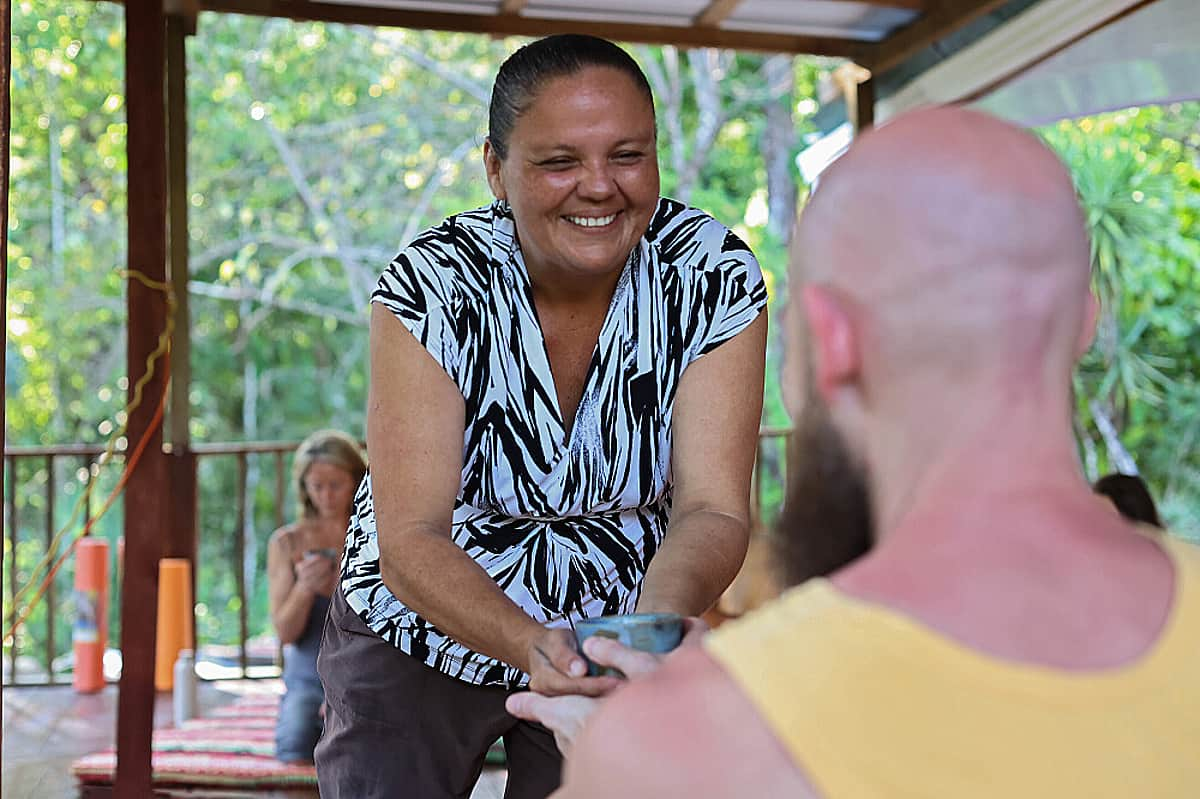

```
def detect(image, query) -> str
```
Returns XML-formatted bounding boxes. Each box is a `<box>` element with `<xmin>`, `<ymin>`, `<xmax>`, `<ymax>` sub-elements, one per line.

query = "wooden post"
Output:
<box><xmin>855</xmin><ymin>76</ymin><xmax>876</xmax><ymax>134</ymax></box>
<box><xmin>1</xmin><ymin>0</ymin><xmax>10</xmax><ymax>738</ymax></box>
<box><xmin>833</xmin><ymin>62</ymin><xmax>874</xmax><ymax>137</ymax></box>
<box><xmin>165</xmin><ymin>14</ymin><xmax>198</xmax><ymax>645</ymax></box>
<box><xmin>44</xmin><ymin>455</ymin><xmax>56</xmax><ymax>683</ymax></box>
<box><xmin>235</xmin><ymin>453</ymin><xmax>249</xmax><ymax>677</ymax></box>
<box><xmin>115</xmin><ymin>0</ymin><xmax>168</xmax><ymax>795</ymax></box>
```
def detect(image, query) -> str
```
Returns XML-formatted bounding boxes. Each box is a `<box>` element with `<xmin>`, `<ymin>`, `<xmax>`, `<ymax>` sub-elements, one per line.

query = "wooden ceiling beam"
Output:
<box><xmin>197</xmin><ymin>0</ymin><xmax>874</xmax><ymax>57</ymax></box>
<box><xmin>808</xmin><ymin>0</ymin><xmax>926</xmax><ymax>9</ymax></box>
<box><xmin>693</xmin><ymin>0</ymin><xmax>928</xmax><ymax>28</ymax></box>
<box><xmin>868</xmin><ymin>0</ymin><xmax>1012</xmax><ymax>73</ymax></box>
<box><xmin>694</xmin><ymin>0</ymin><xmax>743</xmax><ymax>27</ymax></box>
<box><xmin>858</xmin><ymin>0</ymin><xmax>926</xmax><ymax>10</ymax></box>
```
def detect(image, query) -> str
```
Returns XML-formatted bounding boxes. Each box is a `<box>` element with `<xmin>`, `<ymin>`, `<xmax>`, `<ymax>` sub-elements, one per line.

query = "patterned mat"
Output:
<box><xmin>72</xmin><ymin>692</ymin><xmax>507</xmax><ymax>789</ymax></box>
<box><xmin>72</xmin><ymin>694</ymin><xmax>318</xmax><ymax>789</ymax></box>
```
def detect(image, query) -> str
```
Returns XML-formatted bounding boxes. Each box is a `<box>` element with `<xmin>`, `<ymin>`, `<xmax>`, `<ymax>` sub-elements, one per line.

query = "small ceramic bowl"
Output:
<box><xmin>573</xmin><ymin>613</ymin><xmax>684</xmax><ymax>677</ymax></box>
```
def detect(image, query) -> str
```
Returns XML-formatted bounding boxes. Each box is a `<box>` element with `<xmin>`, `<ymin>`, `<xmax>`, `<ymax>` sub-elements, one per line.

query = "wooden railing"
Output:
<box><xmin>2</xmin><ymin>430</ymin><xmax>792</xmax><ymax>687</ymax></box>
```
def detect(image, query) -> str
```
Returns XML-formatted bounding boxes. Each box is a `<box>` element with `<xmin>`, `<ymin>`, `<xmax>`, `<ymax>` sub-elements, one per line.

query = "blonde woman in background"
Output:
<box><xmin>267</xmin><ymin>430</ymin><xmax>366</xmax><ymax>764</ymax></box>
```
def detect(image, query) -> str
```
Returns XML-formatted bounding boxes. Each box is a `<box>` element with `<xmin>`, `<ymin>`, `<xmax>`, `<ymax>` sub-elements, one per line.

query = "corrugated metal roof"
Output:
<box><xmin>722</xmin><ymin>0</ymin><xmax>918</xmax><ymax>41</ymax></box>
<box><xmin>321</xmin><ymin>0</ymin><xmax>918</xmax><ymax>41</ymax></box>
<box><xmin>201</xmin><ymin>0</ymin><xmax>995</xmax><ymax>63</ymax></box>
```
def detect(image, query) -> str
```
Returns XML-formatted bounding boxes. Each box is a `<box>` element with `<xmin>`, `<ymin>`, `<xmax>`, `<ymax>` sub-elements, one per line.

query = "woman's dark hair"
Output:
<box><xmin>488</xmin><ymin>34</ymin><xmax>654</xmax><ymax>160</ymax></box>
<box><xmin>1094</xmin><ymin>473</ymin><xmax>1163</xmax><ymax>528</ymax></box>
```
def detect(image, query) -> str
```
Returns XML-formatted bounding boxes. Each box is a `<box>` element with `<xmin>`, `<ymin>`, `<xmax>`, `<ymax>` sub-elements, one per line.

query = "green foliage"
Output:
<box><xmin>7</xmin><ymin>4</ymin><xmax>822</xmax><ymax>652</ymax></box>
<box><xmin>7</xmin><ymin>0</ymin><xmax>128</xmax><ymax>447</ymax></box>
<box><xmin>1042</xmin><ymin>104</ymin><xmax>1200</xmax><ymax>541</ymax></box>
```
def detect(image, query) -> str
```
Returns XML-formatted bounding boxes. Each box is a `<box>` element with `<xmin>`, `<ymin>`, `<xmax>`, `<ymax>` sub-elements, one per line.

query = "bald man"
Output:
<box><xmin>508</xmin><ymin>107</ymin><xmax>1200</xmax><ymax>797</ymax></box>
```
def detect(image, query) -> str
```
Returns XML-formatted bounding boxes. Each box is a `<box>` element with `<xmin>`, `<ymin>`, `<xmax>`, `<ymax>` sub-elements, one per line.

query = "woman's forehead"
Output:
<box><xmin>515</xmin><ymin>68</ymin><xmax>654</xmax><ymax>135</ymax></box>
<box><xmin>304</xmin><ymin>460</ymin><xmax>353</xmax><ymax>479</ymax></box>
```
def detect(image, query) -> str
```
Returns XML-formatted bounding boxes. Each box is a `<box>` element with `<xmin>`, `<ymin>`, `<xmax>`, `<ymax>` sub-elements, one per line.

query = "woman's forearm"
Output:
<box><xmin>635</xmin><ymin>508</ymin><xmax>750</xmax><ymax>616</ymax></box>
<box><xmin>379</xmin><ymin>526</ymin><xmax>546</xmax><ymax>671</ymax></box>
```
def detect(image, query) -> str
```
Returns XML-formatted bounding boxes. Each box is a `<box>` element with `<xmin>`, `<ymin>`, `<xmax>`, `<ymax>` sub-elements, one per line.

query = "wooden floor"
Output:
<box><xmin>2</xmin><ymin>680</ymin><xmax>507</xmax><ymax>798</ymax></box>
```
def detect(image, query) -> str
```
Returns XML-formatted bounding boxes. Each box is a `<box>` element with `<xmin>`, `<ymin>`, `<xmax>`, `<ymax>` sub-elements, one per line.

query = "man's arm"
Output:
<box><xmin>636</xmin><ymin>313</ymin><xmax>767</xmax><ymax>616</ymax></box>
<box><xmin>554</xmin><ymin>645</ymin><xmax>821</xmax><ymax>798</ymax></box>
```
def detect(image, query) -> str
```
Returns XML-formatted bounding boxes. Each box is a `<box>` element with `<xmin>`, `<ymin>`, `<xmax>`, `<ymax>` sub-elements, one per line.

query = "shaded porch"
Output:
<box><xmin>3</xmin><ymin>0</ymin><xmax>1190</xmax><ymax>795</ymax></box>
<box><xmin>2</xmin><ymin>679</ymin><xmax>508</xmax><ymax>797</ymax></box>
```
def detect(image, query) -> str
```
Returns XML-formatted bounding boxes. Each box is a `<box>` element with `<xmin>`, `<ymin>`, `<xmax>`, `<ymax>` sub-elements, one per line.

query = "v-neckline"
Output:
<box><xmin>516</xmin><ymin>247</ymin><xmax>636</xmax><ymax>452</ymax></box>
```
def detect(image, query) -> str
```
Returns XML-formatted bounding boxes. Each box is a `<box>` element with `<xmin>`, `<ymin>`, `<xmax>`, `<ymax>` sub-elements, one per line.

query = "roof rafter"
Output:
<box><xmin>868</xmin><ymin>0</ymin><xmax>1012</xmax><ymax>73</ymax></box>
<box><xmin>694</xmin><ymin>0</ymin><xmax>743</xmax><ymax>27</ymax></box>
<box><xmin>197</xmin><ymin>0</ymin><xmax>875</xmax><ymax>56</ymax></box>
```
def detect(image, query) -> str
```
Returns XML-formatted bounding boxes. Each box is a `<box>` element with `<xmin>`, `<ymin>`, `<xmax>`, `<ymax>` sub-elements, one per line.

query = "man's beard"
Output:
<box><xmin>773</xmin><ymin>397</ymin><xmax>875</xmax><ymax>587</ymax></box>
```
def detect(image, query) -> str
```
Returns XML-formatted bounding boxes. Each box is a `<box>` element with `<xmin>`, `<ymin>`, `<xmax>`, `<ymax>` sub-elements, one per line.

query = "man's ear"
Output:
<box><xmin>483</xmin><ymin>139</ymin><xmax>507</xmax><ymax>202</ymax></box>
<box><xmin>801</xmin><ymin>284</ymin><xmax>859</xmax><ymax>404</ymax></box>
<box><xmin>1076</xmin><ymin>289</ymin><xmax>1100</xmax><ymax>358</ymax></box>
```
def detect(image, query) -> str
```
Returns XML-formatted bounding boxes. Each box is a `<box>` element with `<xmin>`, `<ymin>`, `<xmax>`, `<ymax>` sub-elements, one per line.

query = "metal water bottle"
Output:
<box><xmin>172</xmin><ymin>649</ymin><xmax>198</xmax><ymax>725</ymax></box>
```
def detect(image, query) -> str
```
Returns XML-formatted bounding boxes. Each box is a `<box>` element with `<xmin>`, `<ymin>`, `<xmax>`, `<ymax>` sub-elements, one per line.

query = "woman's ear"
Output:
<box><xmin>483</xmin><ymin>139</ymin><xmax>507</xmax><ymax>202</ymax></box>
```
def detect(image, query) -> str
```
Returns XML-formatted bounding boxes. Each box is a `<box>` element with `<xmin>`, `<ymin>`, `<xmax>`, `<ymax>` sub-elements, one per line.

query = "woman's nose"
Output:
<box><xmin>577</xmin><ymin>163</ymin><xmax>616</xmax><ymax>199</ymax></box>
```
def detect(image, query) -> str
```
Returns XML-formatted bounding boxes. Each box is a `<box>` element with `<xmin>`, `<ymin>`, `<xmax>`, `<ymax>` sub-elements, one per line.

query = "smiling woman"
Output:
<box><xmin>315</xmin><ymin>34</ymin><xmax>768</xmax><ymax>799</ymax></box>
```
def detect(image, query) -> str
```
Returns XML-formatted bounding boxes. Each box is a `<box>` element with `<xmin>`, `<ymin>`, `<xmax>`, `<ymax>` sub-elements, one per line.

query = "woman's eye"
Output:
<box><xmin>539</xmin><ymin>158</ymin><xmax>575</xmax><ymax>170</ymax></box>
<box><xmin>613</xmin><ymin>152</ymin><xmax>644</xmax><ymax>163</ymax></box>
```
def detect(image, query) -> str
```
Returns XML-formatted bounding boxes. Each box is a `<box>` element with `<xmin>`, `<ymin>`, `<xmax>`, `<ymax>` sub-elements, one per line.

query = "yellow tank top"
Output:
<box><xmin>705</xmin><ymin>535</ymin><xmax>1200</xmax><ymax>798</ymax></box>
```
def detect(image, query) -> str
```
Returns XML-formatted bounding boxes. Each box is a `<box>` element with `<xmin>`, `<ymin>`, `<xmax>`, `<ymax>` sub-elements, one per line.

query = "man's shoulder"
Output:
<box><xmin>558</xmin><ymin>646</ymin><xmax>820</xmax><ymax>798</ymax></box>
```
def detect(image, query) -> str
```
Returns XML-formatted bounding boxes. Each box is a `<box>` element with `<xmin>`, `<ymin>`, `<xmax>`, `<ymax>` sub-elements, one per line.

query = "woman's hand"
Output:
<box><xmin>294</xmin><ymin>553</ymin><xmax>337</xmax><ymax>597</ymax></box>
<box><xmin>525</xmin><ymin>626</ymin><xmax>620</xmax><ymax>698</ymax></box>
<box><xmin>508</xmin><ymin>629</ymin><xmax>703</xmax><ymax>755</ymax></box>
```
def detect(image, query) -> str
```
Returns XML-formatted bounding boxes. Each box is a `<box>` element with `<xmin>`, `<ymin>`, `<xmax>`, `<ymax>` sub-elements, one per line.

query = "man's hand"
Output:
<box><xmin>509</xmin><ymin>630</ymin><xmax>700</xmax><ymax>754</ymax></box>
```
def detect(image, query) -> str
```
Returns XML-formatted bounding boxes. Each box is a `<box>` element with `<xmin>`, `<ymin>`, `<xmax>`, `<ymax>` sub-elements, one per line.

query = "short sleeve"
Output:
<box><xmin>371</xmin><ymin>243</ymin><xmax>464</xmax><ymax>385</ymax></box>
<box><xmin>694</xmin><ymin>229</ymin><xmax>768</xmax><ymax>358</ymax></box>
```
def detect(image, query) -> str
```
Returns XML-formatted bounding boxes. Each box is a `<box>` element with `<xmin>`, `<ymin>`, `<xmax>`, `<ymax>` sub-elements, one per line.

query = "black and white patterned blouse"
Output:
<box><xmin>341</xmin><ymin>197</ymin><xmax>767</xmax><ymax>687</ymax></box>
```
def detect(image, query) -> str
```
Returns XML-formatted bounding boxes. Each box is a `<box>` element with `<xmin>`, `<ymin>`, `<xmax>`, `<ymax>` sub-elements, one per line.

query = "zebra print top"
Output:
<box><xmin>341</xmin><ymin>197</ymin><xmax>767</xmax><ymax>687</ymax></box>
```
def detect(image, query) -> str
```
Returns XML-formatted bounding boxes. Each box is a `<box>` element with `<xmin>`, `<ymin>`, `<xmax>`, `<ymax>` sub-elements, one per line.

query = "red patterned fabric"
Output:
<box><xmin>72</xmin><ymin>693</ymin><xmax>319</xmax><ymax>789</ymax></box>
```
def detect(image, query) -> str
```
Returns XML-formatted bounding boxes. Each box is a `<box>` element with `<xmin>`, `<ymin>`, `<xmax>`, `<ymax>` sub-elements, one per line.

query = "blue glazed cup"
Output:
<box><xmin>573</xmin><ymin>613</ymin><xmax>684</xmax><ymax>677</ymax></box>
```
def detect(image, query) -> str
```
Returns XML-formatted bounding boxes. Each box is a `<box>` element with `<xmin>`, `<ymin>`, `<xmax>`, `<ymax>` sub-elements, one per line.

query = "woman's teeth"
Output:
<box><xmin>565</xmin><ymin>213</ymin><xmax>617</xmax><ymax>228</ymax></box>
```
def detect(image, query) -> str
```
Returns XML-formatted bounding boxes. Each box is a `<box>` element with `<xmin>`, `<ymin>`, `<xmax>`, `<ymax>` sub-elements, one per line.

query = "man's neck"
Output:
<box><xmin>865</xmin><ymin>382</ymin><xmax>1084</xmax><ymax>548</ymax></box>
<box><xmin>833</xmin><ymin>382</ymin><xmax>1177</xmax><ymax>671</ymax></box>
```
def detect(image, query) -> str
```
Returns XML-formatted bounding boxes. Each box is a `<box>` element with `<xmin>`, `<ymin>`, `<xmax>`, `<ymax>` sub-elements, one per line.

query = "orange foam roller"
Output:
<box><xmin>73</xmin><ymin>537</ymin><xmax>110</xmax><ymax>693</ymax></box>
<box><xmin>154</xmin><ymin>558</ymin><xmax>195</xmax><ymax>692</ymax></box>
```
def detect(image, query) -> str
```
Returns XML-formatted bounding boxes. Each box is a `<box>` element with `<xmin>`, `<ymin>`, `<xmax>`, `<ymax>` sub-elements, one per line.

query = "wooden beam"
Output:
<box><xmin>832</xmin><ymin>61</ymin><xmax>874</xmax><ymax>135</ymax></box>
<box><xmin>855</xmin><ymin>76</ymin><xmax>875</xmax><ymax>133</ymax></box>
<box><xmin>1</xmin><ymin>0</ymin><xmax>10</xmax><ymax>756</ymax></box>
<box><xmin>698</xmin><ymin>0</ymin><xmax>927</xmax><ymax>21</ymax></box>
<box><xmin>498</xmin><ymin>0</ymin><xmax>527</xmax><ymax>14</ymax></box>
<box><xmin>165</xmin><ymin>13</ymin><xmax>198</xmax><ymax>643</ymax></box>
<box><xmin>859</xmin><ymin>0</ymin><xmax>925</xmax><ymax>9</ymax></box>
<box><xmin>164</xmin><ymin>0</ymin><xmax>200</xmax><ymax>33</ymax></box>
<box><xmin>166</xmin><ymin>14</ymin><xmax>190</xmax><ymax>454</ymax></box>
<box><xmin>197</xmin><ymin>0</ymin><xmax>873</xmax><ymax>57</ymax></box>
<box><xmin>956</xmin><ymin>0</ymin><xmax>1159</xmax><ymax>105</ymax></box>
<box><xmin>695</xmin><ymin>0</ymin><xmax>742</xmax><ymax>27</ymax></box>
<box><xmin>869</xmin><ymin>0</ymin><xmax>1012</xmax><ymax>74</ymax></box>
<box><xmin>1</xmin><ymin>0</ymin><xmax>10</xmax><ymax>537</ymax></box>
<box><xmin>115</xmin><ymin>0</ymin><xmax>169</xmax><ymax>795</ymax></box>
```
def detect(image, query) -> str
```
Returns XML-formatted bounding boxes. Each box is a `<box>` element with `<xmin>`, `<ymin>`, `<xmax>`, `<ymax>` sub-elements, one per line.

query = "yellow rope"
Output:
<box><xmin>6</xmin><ymin>269</ymin><xmax>177</xmax><ymax>635</ymax></box>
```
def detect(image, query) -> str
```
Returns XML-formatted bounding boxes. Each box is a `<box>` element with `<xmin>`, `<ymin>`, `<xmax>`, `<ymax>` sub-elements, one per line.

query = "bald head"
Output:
<box><xmin>793</xmin><ymin>107</ymin><xmax>1093</xmax><ymax>404</ymax></box>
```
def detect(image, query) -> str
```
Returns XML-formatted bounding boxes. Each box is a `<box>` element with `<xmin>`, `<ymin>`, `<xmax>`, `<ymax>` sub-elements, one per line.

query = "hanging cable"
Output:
<box><xmin>4</xmin><ymin>269</ymin><xmax>175</xmax><ymax>643</ymax></box>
